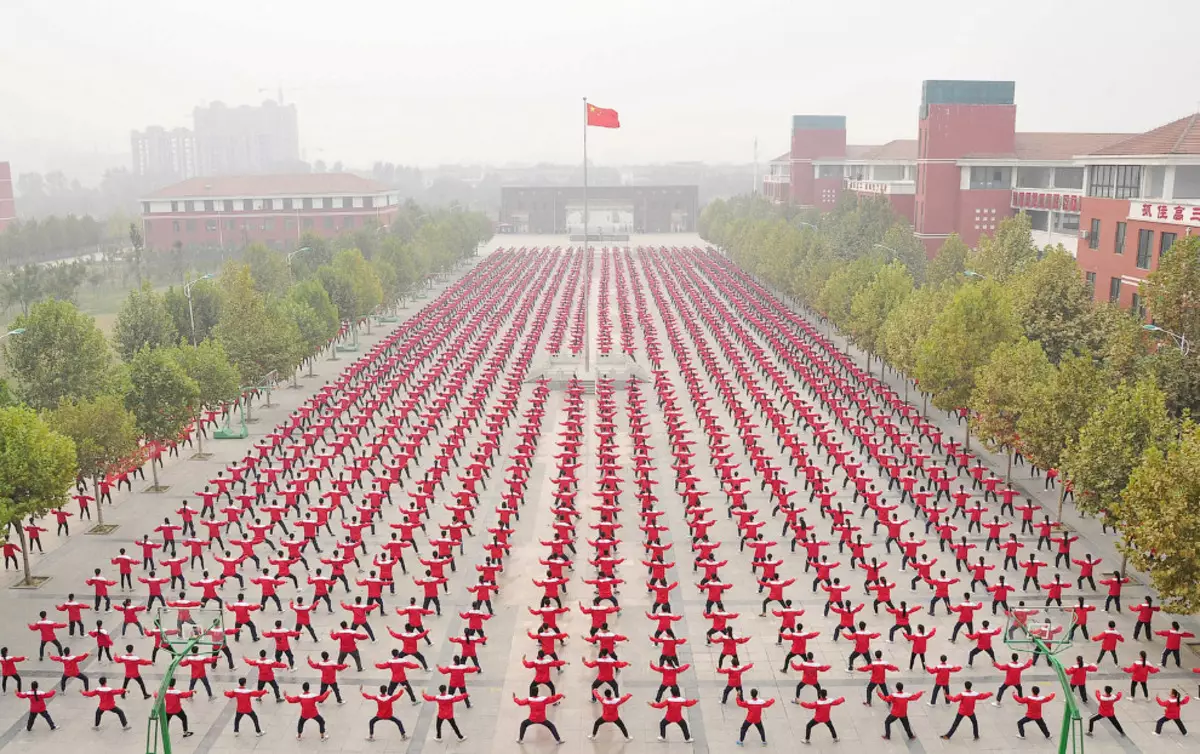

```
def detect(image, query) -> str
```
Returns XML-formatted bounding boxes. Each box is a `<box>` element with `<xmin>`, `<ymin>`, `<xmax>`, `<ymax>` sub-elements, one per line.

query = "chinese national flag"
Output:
<box><xmin>586</xmin><ymin>103</ymin><xmax>620</xmax><ymax>129</ymax></box>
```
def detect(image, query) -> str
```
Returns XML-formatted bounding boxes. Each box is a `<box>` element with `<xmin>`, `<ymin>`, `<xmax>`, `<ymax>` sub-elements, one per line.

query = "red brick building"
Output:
<box><xmin>1073</xmin><ymin>115</ymin><xmax>1200</xmax><ymax>310</ymax></box>
<box><xmin>140</xmin><ymin>173</ymin><xmax>401</xmax><ymax>251</ymax></box>
<box><xmin>0</xmin><ymin>161</ymin><xmax>15</xmax><ymax>233</ymax></box>
<box><xmin>767</xmin><ymin>80</ymin><xmax>1136</xmax><ymax>255</ymax></box>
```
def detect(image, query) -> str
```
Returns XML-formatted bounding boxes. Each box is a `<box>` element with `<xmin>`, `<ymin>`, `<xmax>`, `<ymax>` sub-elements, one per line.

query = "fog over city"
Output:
<box><xmin>3</xmin><ymin>0</ymin><xmax>1199</xmax><ymax>174</ymax></box>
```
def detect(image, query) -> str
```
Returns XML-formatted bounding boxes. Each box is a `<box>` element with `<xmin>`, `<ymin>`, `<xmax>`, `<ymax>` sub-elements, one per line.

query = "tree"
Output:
<box><xmin>47</xmin><ymin>395</ymin><xmax>138</xmax><ymax>527</ymax></box>
<box><xmin>125</xmin><ymin>347</ymin><xmax>200</xmax><ymax>490</ymax></box>
<box><xmin>214</xmin><ymin>262</ymin><xmax>298</xmax><ymax>385</ymax></box>
<box><xmin>0</xmin><ymin>265</ymin><xmax>45</xmax><ymax>317</ymax></box>
<box><xmin>926</xmin><ymin>235</ymin><xmax>969</xmax><ymax>287</ymax></box>
<box><xmin>847</xmin><ymin>261</ymin><xmax>913</xmax><ymax>374</ymax></box>
<box><xmin>1061</xmin><ymin>378</ymin><xmax>1173</xmax><ymax>517</ymax></box>
<box><xmin>1120</xmin><ymin>422</ymin><xmax>1200</xmax><ymax>612</ymax></box>
<box><xmin>817</xmin><ymin>255</ymin><xmax>883</xmax><ymax>329</ymax></box>
<box><xmin>1142</xmin><ymin>234</ymin><xmax>1200</xmax><ymax>347</ymax></box>
<box><xmin>173</xmin><ymin>340</ymin><xmax>240</xmax><ymax>456</ymax></box>
<box><xmin>969</xmin><ymin>338</ymin><xmax>1053</xmax><ymax>482</ymax></box>
<box><xmin>164</xmin><ymin>280</ymin><xmax>221</xmax><ymax>345</ymax></box>
<box><xmin>1090</xmin><ymin>303</ymin><xmax>1148</xmax><ymax>384</ymax></box>
<box><xmin>332</xmin><ymin>248</ymin><xmax>383</xmax><ymax>323</ymax></box>
<box><xmin>289</xmin><ymin>279</ymin><xmax>340</xmax><ymax>368</ymax></box>
<box><xmin>878</xmin><ymin>222</ymin><xmax>927</xmax><ymax>286</ymax></box>
<box><xmin>0</xmin><ymin>406</ymin><xmax>76</xmax><ymax>583</ymax></box>
<box><xmin>915</xmin><ymin>280</ymin><xmax>1020</xmax><ymax>429</ymax></box>
<box><xmin>112</xmin><ymin>282</ymin><xmax>179</xmax><ymax>361</ymax></box>
<box><xmin>969</xmin><ymin>213</ymin><xmax>1039</xmax><ymax>283</ymax></box>
<box><xmin>1</xmin><ymin>299</ymin><xmax>115</xmax><ymax>411</ymax></box>
<box><xmin>243</xmin><ymin>243</ymin><xmax>292</xmax><ymax>299</ymax></box>
<box><xmin>882</xmin><ymin>285</ymin><xmax>950</xmax><ymax>403</ymax></box>
<box><xmin>1017</xmin><ymin>354</ymin><xmax>1110</xmax><ymax>483</ymax></box>
<box><xmin>1007</xmin><ymin>246</ymin><xmax>1097</xmax><ymax>364</ymax></box>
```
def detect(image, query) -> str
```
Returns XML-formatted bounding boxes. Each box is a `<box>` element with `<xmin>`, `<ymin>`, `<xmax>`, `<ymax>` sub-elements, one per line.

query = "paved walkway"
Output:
<box><xmin>0</xmin><ymin>236</ymin><xmax>1192</xmax><ymax>754</ymax></box>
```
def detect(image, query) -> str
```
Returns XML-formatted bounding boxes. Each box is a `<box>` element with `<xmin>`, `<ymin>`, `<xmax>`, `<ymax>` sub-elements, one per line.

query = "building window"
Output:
<box><xmin>363</xmin><ymin>197</ymin><xmax>374</xmax><ymax>209</ymax></box>
<box><xmin>263</xmin><ymin>218</ymin><xmax>274</xmax><ymax>231</ymax></box>
<box><xmin>205</xmin><ymin>219</ymin><xmax>217</xmax><ymax>231</ymax></box>
<box><xmin>172</xmin><ymin>220</ymin><xmax>181</xmax><ymax>233</ymax></box>
<box><xmin>1085</xmin><ymin>271</ymin><xmax>1097</xmax><ymax>297</ymax></box>
<box><xmin>242</xmin><ymin>200</ymin><xmax>253</xmax><ymax>211</ymax></box>
<box><xmin>223</xmin><ymin>200</ymin><xmax>235</xmax><ymax>212</ymax></box>
<box><xmin>324</xmin><ymin>216</ymin><xmax>335</xmax><ymax>229</ymax></box>
<box><xmin>1114</xmin><ymin>222</ymin><xmax>1126</xmax><ymax>255</ymax></box>
<box><xmin>171</xmin><ymin>201</ymin><xmax>179</xmax><ymax>213</ymax></box>
<box><xmin>283</xmin><ymin>199</ymin><xmax>294</xmax><ymax>210</ymax></box>
<box><xmin>185</xmin><ymin>219</ymin><xmax>196</xmax><ymax>232</ymax></box>
<box><xmin>1160</xmin><ymin>232</ymin><xmax>1177</xmax><ymax>258</ymax></box>
<box><xmin>1088</xmin><ymin>219</ymin><xmax>1100</xmax><ymax>249</ymax></box>
<box><xmin>303</xmin><ymin>198</ymin><xmax>313</xmax><ymax>210</ymax></box>
<box><xmin>1087</xmin><ymin>165</ymin><xmax>1143</xmax><ymax>199</ymax></box>
<box><xmin>1136</xmin><ymin>229</ymin><xmax>1153</xmax><ymax>269</ymax></box>
<box><xmin>969</xmin><ymin>166</ymin><xmax>1011</xmax><ymax>190</ymax></box>
<box><xmin>1131</xmin><ymin>293</ymin><xmax>1146</xmax><ymax>320</ymax></box>
<box><xmin>1109</xmin><ymin>277</ymin><xmax>1122</xmax><ymax>303</ymax></box>
<box><xmin>204</xmin><ymin>200</ymin><xmax>214</xmax><ymax>212</ymax></box>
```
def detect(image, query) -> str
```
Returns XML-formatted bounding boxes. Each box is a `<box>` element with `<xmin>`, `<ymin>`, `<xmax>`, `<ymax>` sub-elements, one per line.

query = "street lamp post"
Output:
<box><xmin>873</xmin><ymin>243</ymin><xmax>901</xmax><ymax>260</ymax></box>
<box><xmin>0</xmin><ymin>328</ymin><xmax>25</xmax><ymax>340</ymax></box>
<box><xmin>184</xmin><ymin>274</ymin><xmax>215</xmax><ymax>346</ymax></box>
<box><xmin>287</xmin><ymin>246</ymin><xmax>312</xmax><ymax>265</ymax></box>
<box><xmin>964</xmin><ymin>270</ymin><xmax>986</xmax><ymax>280</ymax></box>
<box><xmin>1142</xmin><ymin>324</ymin><xmax>1190</xmax><ymax>356</ymax></box>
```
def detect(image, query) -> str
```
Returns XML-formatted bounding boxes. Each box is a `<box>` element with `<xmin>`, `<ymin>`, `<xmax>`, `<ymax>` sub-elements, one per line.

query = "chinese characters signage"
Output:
<box><xmin>1010</xmin><ymin>190</ymin><xmax>1082</xmax><ymax>212</ymax></box>
<box><xmin>1130</xmin><ymin>201</ymin><xmax>1200</xmax><ymax>227</ymax></box>
<box><xmin>845</xmin><ymin>180</ymin><xmax>888</xmax><ymax>195</ymax></box>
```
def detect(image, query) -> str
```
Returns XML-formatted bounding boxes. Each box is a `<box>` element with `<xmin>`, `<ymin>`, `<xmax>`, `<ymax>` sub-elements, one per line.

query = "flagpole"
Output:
<box><xmin>582</xmin><ymin>96</ymin><xmax>591</xmax><ymax>374</ymax></box>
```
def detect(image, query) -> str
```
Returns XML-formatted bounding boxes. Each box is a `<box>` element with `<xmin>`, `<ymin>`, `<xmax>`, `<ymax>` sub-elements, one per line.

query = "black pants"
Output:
<box><xmin>257</xmin><ymin>679</ymin><xmax>281</xmax><ymax>700</ymax></box>
<box><xmin>592</xmin><ymin>717</ymin><xmax>629</xmax><ymax>737</ymax></box>
<box><xmin>1019</xmin><ymin>716</ymin><xmax>1051</xmax><ymax>738</ymax></box>
<box><xmin>189</xmin><ymin>676</ymin><xmax>213</xmax><ymax>697</ymax></box>
<box><xmin>805</xmin><ymin>720</ymin><xmax>837</xmax><ymax>741</ymax></box>
<box><xmin>1087</xmin><ymin>714</ymin><xmax>1125</xmax><ymax>736</ymax></box>
<box><xmin>39</xmin><ymin>639</ymin><xmax>63</xmax><ymax>660</ymax></box>
<box><xmin>655</xmin><ymin>684</ymin><xmax>680</xmax><ymax>702</ymax></box>
<box><xmin>369</xmin><ymin>716</ymin><xmax>405</xmax><ymax>737</ymax></box>
<box><xmin>234</xmin><ymin>711</ymin><xmax>261</xmax><ymax>733</ymax></box>
<box><xmin>884</xmin><ymin>714</ymin><xmax>914</xmax><ymax>739</ymax></box>
<box><xmin>660</xmin><ymin>719</ymin><xmax>691</xmax><ymax>740</ymax></box>
<box><xmin>95</xmin><ymin>707</ymin><xmax>128</xmax><ymax>728</ymax></box>
<box><xmin>1129</xmin><ymin>680</ymin><xmax>1148</xmax><ymax>698</ymax></box>
<box><xmin>297</xmin><ymin>715</ymin><xmax>326</xmax><ymax>736</ymax></box>
<box><xmin>739</xmin><ymin>721</ymin><xmax>766</xmax><ymax>743</ymax></box>
<box><xmin>519</xmin><ymin>719</ymin><xmax>561</xmax><ymax>742</ymax></box>
<box><xmin>997</xmin><ymin>683</ymin><xmax>1023</xmax><ymax>701</ymax></box>
<box><xmin>435</xmin><ymin>717</ymin><xmax>463</xmax><ymax>740</ymax></box>
<box><xmin>1162</xmin><ymin>647</ymin><xmax>1182</xmax><ymax>667</ymax></box>
<box><xmin>319</xmin><ymin>682</ymin><xmax>342</xmax><ymax>703</ymax></box>
<box><xmin>1096</xmin><ymin>649</ymin><xmax>1119</xmax><ymax>665</ymax></box>
<box><xmin>2</xmin><ymin>674</ymin><xmax>22</xmax><ymax>692</ymax></box>
<box><xmin>337</xmin><ymin>650</ymin><xmax>363</xmax><ymax>672</ymax></box>
<box><xmin>1156</xmin><ymin>717</ymin><xmax>1187</xmax><ymax>735</ymax></box>
<box><xmin>61</xmin><ymin>674</ymin><xmax>89</xmax><ymax>691</ymax></box>
<box><xmin>968</xmin><ymin>647</ymin><xmax>996</xmax><ymax>666</ymax></box>
<box><xmin>945</xmin><ymin>713</ymin><xmax>978</xmax><ymax>739</ymax></box>
<box><xmin>167</xmin><ymin>710</ymin><xmax>189</xmax><ymax>733</ymax></box>
<box><xmin>865</xmin><ymin>682</ymin><xmax>889</xmax><ymax>705</ymax></box>
<box><xmin>387</xmin><ymin>679</ymin><xmax>416</xmax><ymax>701</ymax></box>
<box><xmin>122</xmin><ymin>675</ymin><xmax>149</xmax><ymax>697</ymax></box>
<box><xmin>26</xmin><ymin>711</ymin><xmax>55</xmax><ymax>731</ymax></box>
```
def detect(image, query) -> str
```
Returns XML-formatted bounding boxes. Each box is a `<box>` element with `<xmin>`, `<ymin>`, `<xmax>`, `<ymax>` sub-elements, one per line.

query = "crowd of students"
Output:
<box><xmin>2</xmin><ymin>244</ymin><xmax>1198</xmax><ymax>747</ymax></box>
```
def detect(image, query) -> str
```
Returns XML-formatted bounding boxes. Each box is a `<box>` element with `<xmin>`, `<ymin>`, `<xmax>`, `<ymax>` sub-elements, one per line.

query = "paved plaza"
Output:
<box><xmin>1</xmin><ymin>234</ymin><xmax>1195</xmax><ymax>754</ymax></box>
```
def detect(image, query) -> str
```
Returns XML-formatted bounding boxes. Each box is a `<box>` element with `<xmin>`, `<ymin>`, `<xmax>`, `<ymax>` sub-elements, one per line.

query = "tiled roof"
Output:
<box><xmin>840</xmin><ymin>140</ymin><xmax>918</xmax><ymax>161</ymax></box>
<box><xmin>1013</xmin><ymin>132</ymin><xmax>1135</xmax><ymax>160</ymax></box>
<box><xmin>145</xmin><ymin>173</ymin><xmax>389</xmax><ymax>199</ymax></box>
<box><xmin>769</xmin><ymin>151</ymin><xmax>791</xmax><ymax>163</ymax></box>
<box><xmin>1089</xmin><ymin>114</ymin><xmax>1200</xmax><ymax>156</ymax></box>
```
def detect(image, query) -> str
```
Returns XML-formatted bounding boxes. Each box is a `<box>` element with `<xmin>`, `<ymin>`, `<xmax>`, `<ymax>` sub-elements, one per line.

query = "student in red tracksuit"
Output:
<box><xmin>16</xmin><ymin>681</ymin><xmax>57</xmax><ymax>731</ymax></box>
<box><xmin>362</xmin><ymin>684</ymin><xmax>407</xmax><ymax>741</ymax></box>
<box><xmin>941</xmin><ymin>681</ymin><xmax>991</xmax><ymax>740</ymax></box>
<box><xmin>800</xmin><ymin>688</ymin><xmax>843</xmax><ymax>743</ymax></box>
<box><xmin>879</xmin><ymin>682</ymin><xmax>922</xmax><ymax>740</ymax></box>
<box><xmin>422</xmin><ymin>684</ymin><xmax>467</xmax><ymax>742</ymax></box>
<box><xmin>1014</xmin><ymin>686</ymin><xmax>1055</xmax><ymax>739</ymax></box>
<box><xmin>225</xmin><ymin>677</ymin><xmax>268</xmax><ymax>735</ymax></box>
<box><xmin>1123</xmin><ymin>650</ymin><xmax>1160</xmax><ymax>699</ymax></box>
<box><xmin>1087</xmin><ymin>686</ymin><xmax>1125</xmax><ymax>737</ymax></box>
<box><xmin>513</xmin><ymin>691</ymin><xmax>565</xmax><ymax>743</ymax></box>
<box><xmin>1</xmin><ymin>647</ymin><xmax>26</xmax><ymax>693</ymax></box>
<box><xmin>1154</xmin><ymin>689</ymin><xmax>1189</xmax><ymax>737</ymax></box>
<box><xmin>286</xmin><ymin>681</ymin><xmax>331</xmax><ymax>741</ymax></box>
<box><xmin>81</xmin><ymin>676</ymin><xmax>129</xmax><ymax>730</ymax></box>
<box><xmin>649</xmin><ymin>695</ymin><xmax>697</xmax><ymax>742</ymax></box>
<box><xmin>589</xmin><ymin>689</ymin><xmax>633</xmax><ymax>741</ymax></box>
<box><xmin>736</xmin><ymin>688</ymin><xmax>775</xmax><ymax>745</ymax></box>
<box><xmin>157</xmin><ymin>679</ymin><xmax>195</xmax><ymax>738</ymax></box>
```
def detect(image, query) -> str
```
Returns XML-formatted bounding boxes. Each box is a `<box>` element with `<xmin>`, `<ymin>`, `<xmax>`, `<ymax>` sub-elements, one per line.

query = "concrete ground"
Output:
<box><xmin>0</xmin><ymin>235</ymin><xmax>1193</xmax><ymax>754</ymax></box>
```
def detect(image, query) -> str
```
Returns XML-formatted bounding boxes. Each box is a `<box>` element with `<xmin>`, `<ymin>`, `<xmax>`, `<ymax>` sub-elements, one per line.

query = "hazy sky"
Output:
<box><xmin>3</xmin><ymin>0</ymin><xmax>1199</xmax><ymax>174</ymax></box>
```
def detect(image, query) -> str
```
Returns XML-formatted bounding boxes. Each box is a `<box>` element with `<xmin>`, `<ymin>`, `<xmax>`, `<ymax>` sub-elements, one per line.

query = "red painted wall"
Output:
<box><xmin>813</xmin><ymin>177</ymin><xmax>842</xmax><ymax>210</ymax></box>
<box><xmin>0</xmin><ymin>161</ymin><xmax>14</xmax><ymax>232</ymax></box>
<box><xmin>887</xmin><ymin>194</ymin><xmax>915</xmax><ymax>224</ymax></box>
<box><xmin>144</xmin><ymin>207</ymin><xmax>398</xmax><ymax>250</ymax></box>
<box><xmin>956</xmin><ymin>190</ymin><xmax>1015</xmax><ymax>248</ymax></box>
<box><xmin>921</xmin><ymin>104</ymin><xmax>1016</xmax><ymax>159</ymax></box>
<box><xmin>790</xmin><ymin>127</ymin><xmax>845</xmax><ymax>206</ymax></box>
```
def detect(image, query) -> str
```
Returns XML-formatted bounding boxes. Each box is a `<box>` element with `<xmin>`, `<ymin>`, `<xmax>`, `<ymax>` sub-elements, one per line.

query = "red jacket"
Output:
<box><xmin>1095</xmin><ymin>690</ymin><xmax>1122</xmax><ymax>716</ymax></box>
<box><xmin>800</xmin><ymin>696</ymin><xmax>843</xmax><ymax>723</ymax></box>
<box><xmin>737</xmin><ymin>696</ymin><xmax>775</xmax><ymax>723</ymax></box>
<box><xmin>948</xmin><ymin>690</ymin><xmax>991</xmax><ymax>715</ymax></box>
<box><xmin>1014</xmin><ymin>693</ymin><xmax>1054</xmax><ymax>719</ymax></box>
<box><xmin>879</xmin><ymin>691</ymin><xmax>922</xmax><ymax>716</ymax></box>
<box><xmin>514</xmin><ymin>694</ymin><xmax>563</xmax><ymax>723</ymax></box>
<box><xmin>82</xmin><ymin>685</ymin><xmax>126</xmax><ymax>710</ymax></box>
<box><xmin>1156</xmin><ymin>695</ymin><xmax>1190</xmax><ymax>720</ymax></box>
<box><xmin>363</xmin><ymin>690</ymin><xmax>403</xmax><ymax>718</ymax></box>
<box><xmin>16</xmin><ymin>688</ymin><xmax>54</xmax><ymax>712</ymax></box>
<box><xmin>225</xmin><ymin>687</ymin><xmax>268</xmax><ymax>712</ymax></box>
<box><xmin>286</xmin><ymin>690</ymin><xmax>331</xmax><ymax>719</ymax></box>
<box><xmin>423</xmin><ymin>691</ymin><xmax>467</xmax><ymax>719</ymax></box>
<box><xmin>649</xmin><ymin>696</ymin><xmax>697</xmax><ymax>722</ymax></box>
<box><xmin>594</xmin><ymin>691</ymin><xmax>631</xmax><ymax>721</ymax></box>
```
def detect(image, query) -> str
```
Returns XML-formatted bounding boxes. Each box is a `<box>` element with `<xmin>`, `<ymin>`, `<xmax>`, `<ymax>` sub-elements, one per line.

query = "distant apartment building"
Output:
<box><xmin>140</xmin><ymin>173</ymin><xmax>400</xmax><ymax>250</ymax></box>
<box><xmin>193</xmin><ymin>100</ymin><xmax>301</xmax><ymax>176</ymax></box>
<box><xmin>131</xmin><ymin>126</ymin><xmax>197</xmax><ymax>181</ymax></box>
<box><xmin>0</xmin><ymin>161</ymin><xmax>15</xmax><ymax>232</ymax></box>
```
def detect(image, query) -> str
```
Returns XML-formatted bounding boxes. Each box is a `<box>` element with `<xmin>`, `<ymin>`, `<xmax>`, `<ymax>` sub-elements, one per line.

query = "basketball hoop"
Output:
<box><xmin>145</xmin><ymin>607</ymin><xmax>226</xmax><ymax>754</ymax></box>
<box><xmin>1004</xmin><ymin>605</ymin><xmax>1085</xmax><ymax>754</ymax></box>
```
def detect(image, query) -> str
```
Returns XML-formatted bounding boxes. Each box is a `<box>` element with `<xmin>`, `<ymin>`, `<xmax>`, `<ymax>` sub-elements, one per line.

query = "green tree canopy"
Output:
<box><xmin>243</xmin><ymin>243</ymin><xmax>293</xmax><ymax>299</ymax></box>
<box><xmin>926</xmin><ymin>234</ymin><xmax>969</xmax><ymax>288</ymax></box>
<box><xmin>1017</xmin><ymin>353</ymin><xmax>1110</xmax><ymax>474</ymax></box>
<box><xmin>113</xmin><ymin>282</ymin><xmax>179</xmax><ymax>361</ymax></box>
<box><xmin>164</xmin><ymin>279</ymin><xmax>221</xmax><ymax>345</ymax></box>
<box><xmin>817</xmin><ymin>255</ymin><xmax>884</xmax><ymax>328</ymax></box>
<box><xmin>969</xmin><ymin>213</ymin><xmax>1039</xmax><ymax>283</ymax></box>
<box><xmin>915</xmin><ymin>279</ymin><xmax>1020</xmax><ymax>412</ymax></box>
<box><xmin>0</xmin><ymin>406</ymin><xmax>76</xmax><ymax>581</ymax></box>
<box><xmin>47</xmin><ymin>395</ymin><xmax>138</xmax><ymax>525</ymax></box>
<box><xmin>970</xmin><ymin>338</ymin><xmax>1053</xmax><ymax>480</ymax></box>
<box><xmin>214</xmin><ymin>262</ymin><xmax>299</xmax><ymax>384</ymax></box>
<box><xmin>1061</xmin><ymin>378</ymin><xmax>1173</xmax><ymax>516</ymax></box>
<box><xmin>882</xmin><ymin>284</ymin><xmax>950</xmax><ymax>378</ymax></box>
<box><xmin>1120</xmin><ymin>421</ymin><xmax>1200</xmax><ymax>612</ymax></box>
<box><xmin>1007</xmin><ymin>245</ymin><xmax>1097</xmax><ymax>363</ymax></box>
<box><xmin>847</xmin><ymin>260</ymin><xmax>913</xmax><ymax>365</ymax></box>
<box><xmin>126</xmin><ymin>346</ymin><xmax>200</xmax><ymax>489</ymax></box>
<box><xmin>1</xmin><ymin>298</ymin><xmax>115</xmax><ymax>411</ymax></box>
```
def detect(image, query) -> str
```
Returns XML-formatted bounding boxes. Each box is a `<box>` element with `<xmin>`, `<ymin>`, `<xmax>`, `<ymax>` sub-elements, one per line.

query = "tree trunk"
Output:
<box><xmin>922</xmin><ymin>392</ymin><xmax>928</xmax><ymax>415</ymax></box>
<box><xmin>307</xmin><ymin>357</ymin><xmax>315</xmax><ymax>378</ymax></box>
<box><xmin>1056</xmin><ymin>483</ymin><xmax>1066</xmax><ymax>520</ymax></box>
<box><xmin>195</xmin><ymin>416</ymin><xmax>205</xmax><ymax>456</ymax></box>
<box><xmin>964</xmin><ymin>420</ymin><xmax>971</xmax><ymax>451</ymax></box>
<box><xmin>1005</xmin><ymin>449</ymin><xmax>1013</xmax><ymax>486</ymax></box>
<box><xmin>15</xmin><ymin>525</ymin><xmax>32</xmax><ymax>584</ymax></box>
<box><xmin>151</xmin><ymin>459</ymin><xmax>160</xmax><ymax>490</ymax></box>
<box><xmin>903</xmin><ymin>378</ymin><xmax>909</xmax><ymax>404</ymax></box>
<box><xmin>93</xmin><ymin>474</ymin><xmax>104</xmax><ymax>526</ymax></box>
